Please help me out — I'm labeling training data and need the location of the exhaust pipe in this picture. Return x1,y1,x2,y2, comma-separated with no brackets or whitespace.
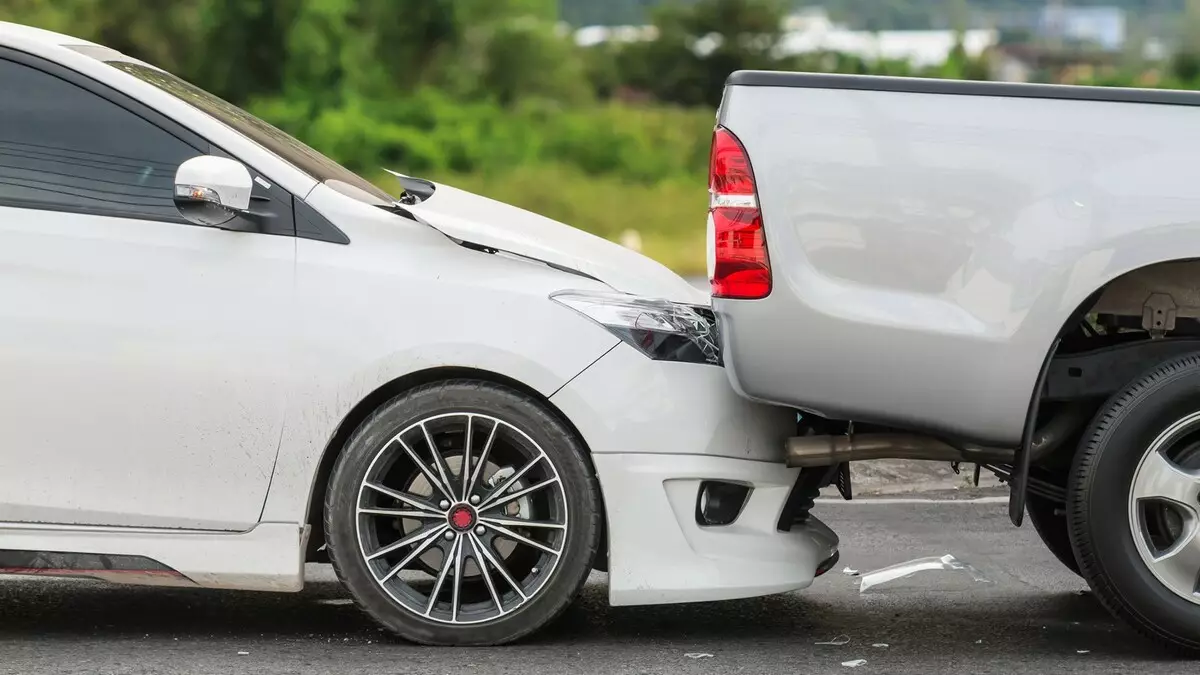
785,403,1089,468
785,433,1012,467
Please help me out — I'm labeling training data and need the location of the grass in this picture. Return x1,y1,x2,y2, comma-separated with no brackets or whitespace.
372,164,708,276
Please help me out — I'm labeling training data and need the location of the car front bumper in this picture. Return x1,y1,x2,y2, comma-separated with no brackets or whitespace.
550,344,839,606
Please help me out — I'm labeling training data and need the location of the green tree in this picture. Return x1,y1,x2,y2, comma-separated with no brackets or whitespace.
616,0,790,106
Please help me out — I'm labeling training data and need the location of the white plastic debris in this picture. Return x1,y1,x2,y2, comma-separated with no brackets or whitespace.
842,566,860,576
872,643,889,648
237,651,249,656
815,635,851,646
858,554,991,593
685,653,713,659
841,659,868,668
975,639,984,644
1077,650,1090,655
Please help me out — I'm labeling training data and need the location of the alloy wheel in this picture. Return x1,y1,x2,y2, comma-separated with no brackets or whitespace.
1128,411,1200,605
354,412,569,625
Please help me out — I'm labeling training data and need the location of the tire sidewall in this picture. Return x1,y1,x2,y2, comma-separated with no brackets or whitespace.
325,382,600,646
1072,365,1200,646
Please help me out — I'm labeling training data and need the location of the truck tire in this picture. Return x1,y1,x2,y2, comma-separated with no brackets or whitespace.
1026,494,1079,576
1068,354,1200,652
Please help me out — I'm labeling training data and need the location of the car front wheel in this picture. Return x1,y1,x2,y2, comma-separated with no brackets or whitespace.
325,380,602,645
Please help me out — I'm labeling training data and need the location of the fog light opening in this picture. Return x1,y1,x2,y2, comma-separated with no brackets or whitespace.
696,481,751,527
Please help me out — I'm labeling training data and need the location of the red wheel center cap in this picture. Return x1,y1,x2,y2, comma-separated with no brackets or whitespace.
449,505,476,531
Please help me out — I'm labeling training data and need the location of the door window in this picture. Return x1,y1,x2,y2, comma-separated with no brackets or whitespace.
0,57,199,223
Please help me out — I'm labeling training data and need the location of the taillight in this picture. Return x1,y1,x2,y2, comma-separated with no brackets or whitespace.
707,126,770,299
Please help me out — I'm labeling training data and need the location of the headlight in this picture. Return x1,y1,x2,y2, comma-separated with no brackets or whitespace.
550,290,721,365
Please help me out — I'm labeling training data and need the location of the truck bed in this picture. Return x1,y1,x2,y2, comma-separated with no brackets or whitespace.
712,71,1200,445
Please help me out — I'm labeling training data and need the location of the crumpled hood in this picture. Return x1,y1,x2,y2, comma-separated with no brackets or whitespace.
405,180,708,305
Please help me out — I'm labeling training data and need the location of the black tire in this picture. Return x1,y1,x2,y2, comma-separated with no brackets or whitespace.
1068,353,1200,653
325,380,602,646
1026,494,1080,577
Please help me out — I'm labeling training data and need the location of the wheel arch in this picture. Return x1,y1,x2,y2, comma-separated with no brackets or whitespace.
1012,257,1200,523
302,366,608,571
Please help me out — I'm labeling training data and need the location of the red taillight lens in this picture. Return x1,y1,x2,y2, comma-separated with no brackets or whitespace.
708,127,770,299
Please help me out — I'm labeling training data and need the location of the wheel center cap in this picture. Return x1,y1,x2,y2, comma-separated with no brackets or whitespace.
448,505,476,531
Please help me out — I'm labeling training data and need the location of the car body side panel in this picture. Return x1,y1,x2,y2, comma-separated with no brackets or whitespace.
716,83,1200,445
258,184,620,524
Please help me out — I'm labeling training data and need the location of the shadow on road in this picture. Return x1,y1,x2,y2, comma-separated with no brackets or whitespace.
0,573,1171,663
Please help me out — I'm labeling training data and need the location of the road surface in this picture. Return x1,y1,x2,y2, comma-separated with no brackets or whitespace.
0,493,1185,674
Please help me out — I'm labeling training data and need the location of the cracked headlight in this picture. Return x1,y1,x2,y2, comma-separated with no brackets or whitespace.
551,290,721,366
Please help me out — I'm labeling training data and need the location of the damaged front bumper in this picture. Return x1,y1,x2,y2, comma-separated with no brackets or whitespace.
551,341,839,606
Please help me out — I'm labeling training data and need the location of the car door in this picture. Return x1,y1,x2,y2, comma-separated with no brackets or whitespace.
0,54,295,531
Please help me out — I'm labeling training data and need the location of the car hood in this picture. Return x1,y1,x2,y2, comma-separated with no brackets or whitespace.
404,180,707,305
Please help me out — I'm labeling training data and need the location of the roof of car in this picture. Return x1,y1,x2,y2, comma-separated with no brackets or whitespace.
0,21,103,50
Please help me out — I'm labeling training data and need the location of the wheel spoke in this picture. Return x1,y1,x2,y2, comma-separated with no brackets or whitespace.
472,534,527,601
358,507,442,519
367,523,448,561
451,531,465,622
478,453,545,511
398,438,455,504
421,422,458,502
363,482,442,514
425,536,460,616
461,414,474,499
379,527,447,583
1149,525,1200,599
468,533,505,616
480,477,560,513
1133,450,1200,507
480,516,565,530
483,521,561,556
466,421,499,497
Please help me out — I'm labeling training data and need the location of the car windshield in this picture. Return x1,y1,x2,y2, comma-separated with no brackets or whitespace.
88,54,396,206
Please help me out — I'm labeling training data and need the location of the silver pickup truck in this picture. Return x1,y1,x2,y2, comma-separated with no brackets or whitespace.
711,70,1200,651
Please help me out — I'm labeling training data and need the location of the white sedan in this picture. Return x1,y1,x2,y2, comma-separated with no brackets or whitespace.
0,22,838,645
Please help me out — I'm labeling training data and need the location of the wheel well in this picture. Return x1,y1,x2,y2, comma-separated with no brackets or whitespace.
303,367,608,571
1015,259,1200,496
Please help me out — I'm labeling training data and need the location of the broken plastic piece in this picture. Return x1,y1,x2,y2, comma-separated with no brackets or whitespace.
872,643,889,648
1076,650,1090,655
685,653,713,659
842,566,860,577
841,660,868,668
859,554,991,593
815,635,851,646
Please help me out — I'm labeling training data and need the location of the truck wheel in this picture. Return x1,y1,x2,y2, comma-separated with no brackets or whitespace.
1026,494,1079,576
325,380,602,646
1068,354,1200,652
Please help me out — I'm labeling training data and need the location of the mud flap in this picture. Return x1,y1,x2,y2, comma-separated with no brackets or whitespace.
1009,337,1061,526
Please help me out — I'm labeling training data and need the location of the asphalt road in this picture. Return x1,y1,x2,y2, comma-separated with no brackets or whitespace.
0,493,1188,675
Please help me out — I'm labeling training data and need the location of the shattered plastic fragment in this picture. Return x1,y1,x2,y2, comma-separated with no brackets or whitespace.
1077,650,1090,655
842,566,860,576
685,653,713,659
841,659,868,668
872,643,889,648
858,554,991,593
815,635,851,646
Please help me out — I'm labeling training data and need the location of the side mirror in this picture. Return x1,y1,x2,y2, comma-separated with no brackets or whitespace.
173,155,253,228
